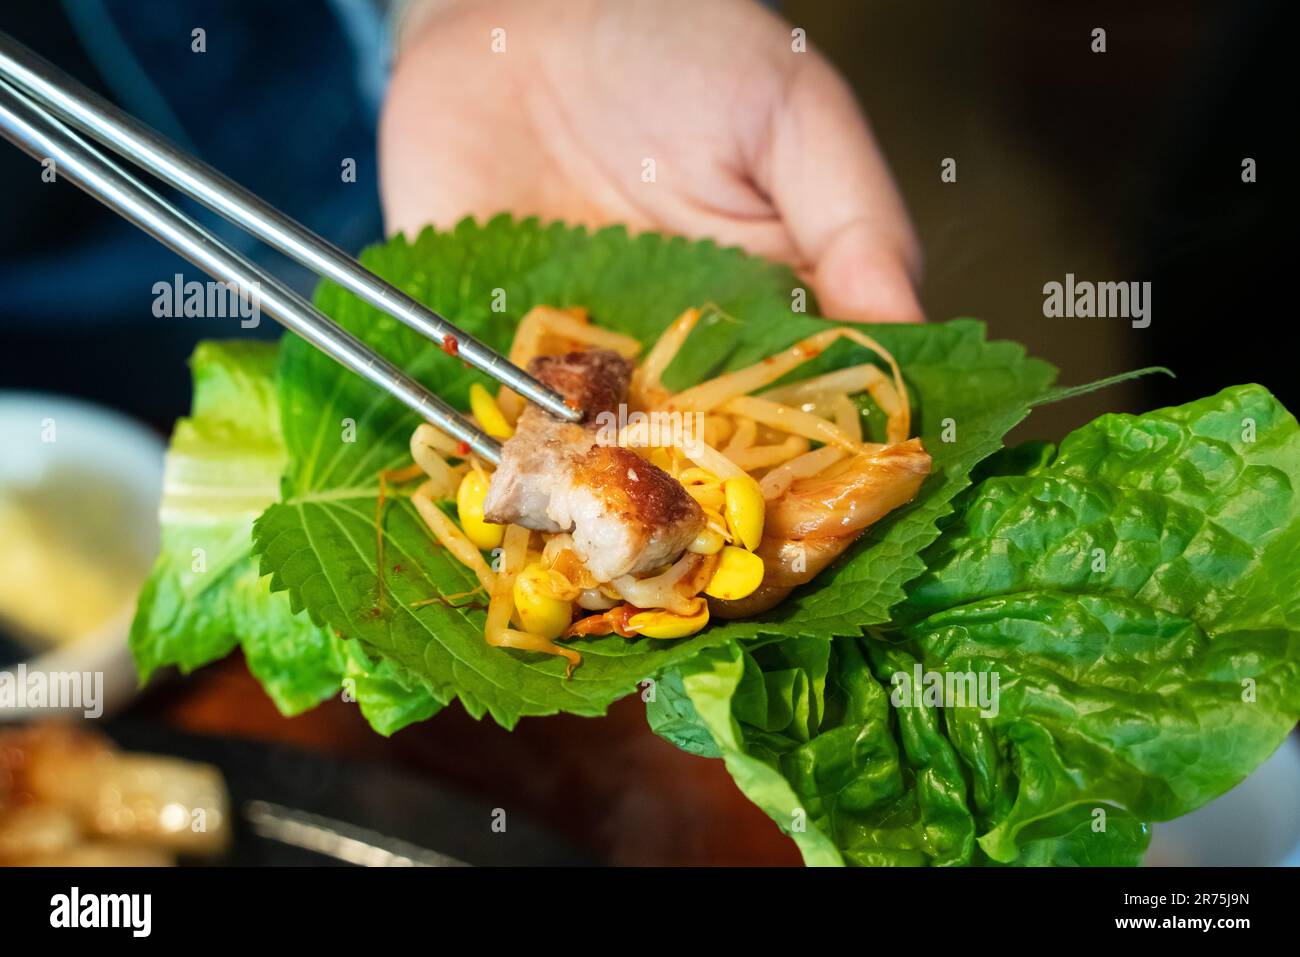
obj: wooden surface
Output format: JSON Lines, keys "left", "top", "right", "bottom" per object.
{"left": 135, "top": 654, "right": 800, "bottom": 866}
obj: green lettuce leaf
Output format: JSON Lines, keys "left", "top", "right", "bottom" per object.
{"left": 342, "top": 642, "right": 444, "bottom": 736}
{"left": 651, "top": 384, "right": 1300, "bottom": 865}
{"left": 897, "top": 382, "right": 1300, "bottom": 861}
{"left": 129, "top": 340, "right": 441, "bottom": 731}
{"left": 130, "top": 340, "right": 297, "bottom": 684}
{"left": 650, "top": 637, "right": 993, "bottom": 866}
{"left": 251, "top": 216, "right": 1063, "bottom": 728}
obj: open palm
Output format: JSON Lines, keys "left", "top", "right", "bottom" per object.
{"left": 380, "top": 0, "right": 922, "bottom": 323}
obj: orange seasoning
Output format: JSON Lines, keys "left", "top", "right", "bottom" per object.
{"left": 565, "top": 604, "right": 642, "bottom": 639}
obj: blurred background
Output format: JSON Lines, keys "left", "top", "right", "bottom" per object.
{"left": 0, "top": 0, "right": 1292, "bottom": 866}
{"left": 815, "top": 0, "right": 1290, "bottom": 441}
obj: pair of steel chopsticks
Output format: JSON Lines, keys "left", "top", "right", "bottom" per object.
{"left": 0, "top": 32, "right": 582, "bottom": 464}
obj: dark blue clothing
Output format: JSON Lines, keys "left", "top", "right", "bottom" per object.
{"left": 1, "top": 0, "right": 388, "bottom": 323}
{"left": 0, "top": 0, "right": 391, "bottom": 421}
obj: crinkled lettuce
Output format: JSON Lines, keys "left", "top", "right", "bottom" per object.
{"left": 650, "top": 385, "right": 1300, "bottom": 865}
{"left": 129, "top": 340, "right": 440, "bottom": 734}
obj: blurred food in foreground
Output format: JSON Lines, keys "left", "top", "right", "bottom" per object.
{"left": 0, "top": 393, "right": 163, "bottom": 697}
{"left": 0, "top": 724, "right": 230, "bottom": 865}
{"left": 0, "top": 472, "right": 149, "bottom": 649}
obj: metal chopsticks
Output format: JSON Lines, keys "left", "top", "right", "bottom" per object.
{"left": 0, "top": 31, "right": 583, "bottom": 463}
{"left": 0, "top": 80, "right": 502, "bottom": 460}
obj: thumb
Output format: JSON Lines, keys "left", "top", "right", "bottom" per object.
{"left": 809, "top": 219, "right": 925, "bottom": 324}
{"left": 763, "top": 55, "right": 924, "bottom": 323}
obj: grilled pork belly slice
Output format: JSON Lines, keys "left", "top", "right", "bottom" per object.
{"left": 548, "top": 444, "right": 704, "bottom": 581}
{"left": 483, "top": 349, "right": 704, "bottom": 581}
{"left": 482, "top": 349, "right": 629, "bottom": 534}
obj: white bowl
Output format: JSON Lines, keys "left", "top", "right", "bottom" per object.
{"left": 1145, "top": 734, "right": 1300, "bottom": 866}
{"left": 0, "top": 392, "right": 163, "bottom": 720}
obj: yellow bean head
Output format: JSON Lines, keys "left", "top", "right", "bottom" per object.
{"left": 679, "top": 467, "right": 720, "bottom": 487}
{"left": 469, "top": 383, "right": 515, "bottom": 440}
{"left": 723, "top": 474, "right": 765, "bottom": 551}
{"left": 648, "top": 447, "right": 675, "bottom": 473}
{"left": 686, "top": 484, "right": 726, "bottom": 511}
{"left": 687, "top": 526, "right": 725, "bottom": 555}
{"left": 704, "top": 546, "right": 764, "bottom": 600}
{"left": 456, "top": 470, "right": 505, "bottom": 550}
{"left": 627, "top": 600, "right": 710, "bottom": 639}
{"left": 513, "top": 563, "right": 573, "bottom": 639}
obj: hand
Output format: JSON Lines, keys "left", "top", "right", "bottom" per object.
{"left": 380, "top": 0, "right": 923, "bottom": 322}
